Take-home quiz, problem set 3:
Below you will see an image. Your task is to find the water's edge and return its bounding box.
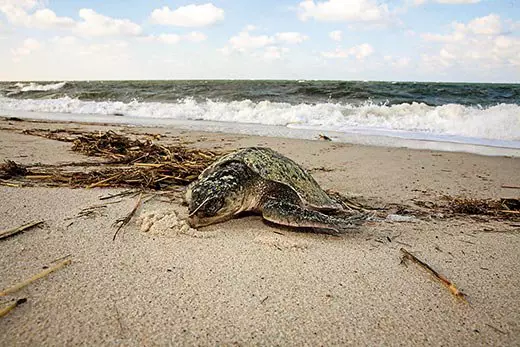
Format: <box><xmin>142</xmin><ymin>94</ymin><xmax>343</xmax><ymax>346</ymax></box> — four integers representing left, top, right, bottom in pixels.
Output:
<box><xmin>3</xmin><ymin>109</ymin><xmax>519</xmax><ymax>157</ymax></box>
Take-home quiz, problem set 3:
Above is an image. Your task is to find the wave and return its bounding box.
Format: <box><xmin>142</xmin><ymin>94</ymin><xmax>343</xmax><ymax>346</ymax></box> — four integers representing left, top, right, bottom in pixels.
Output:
<box><xmin>0</xmin><ymin>96</ymin><xmax>518</xmax><ymax>141</ymax></box>
<box><xmin>13</xmin><ymin>82</ymin><xmax>67</xmax><ymax>92</ymax></box>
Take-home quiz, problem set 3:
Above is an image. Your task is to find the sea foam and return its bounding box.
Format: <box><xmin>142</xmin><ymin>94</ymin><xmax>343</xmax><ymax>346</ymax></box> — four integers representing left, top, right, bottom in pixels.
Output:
<box><xmin>14</xmin><ymin>81</ymin><xmax>67</xmax><ymax>92</ymax></box>
<box><xmin>0</xmin><ymin>96</ymin><xmax>518</xmax><ymax>141</ymax></box>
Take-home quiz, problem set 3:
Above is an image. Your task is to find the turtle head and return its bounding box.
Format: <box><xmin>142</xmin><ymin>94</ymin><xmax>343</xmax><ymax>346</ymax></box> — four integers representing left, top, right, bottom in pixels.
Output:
<box><xmin>186</xmin><ymin>173</ymin><xmax>245</xmax><ymax>228</ymax></box>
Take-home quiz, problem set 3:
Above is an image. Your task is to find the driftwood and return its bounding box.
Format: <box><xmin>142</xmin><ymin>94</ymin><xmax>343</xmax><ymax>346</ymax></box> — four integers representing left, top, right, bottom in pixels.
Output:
<box><xmin>501</xmin><ymin>185</ymin><xmax>520</xmax><ymax>190</ymax></box>
<box><xmin>400</xmin><ymin>248</ymin><xmax>467</xmax><ymax>302</ymax></box>
<box><xmin>0</xmin><ymin>221</ymin><xmax>44</xmax><ymax>240</ymax></box>
<box><xmin>0</xmin><ymin>298</ymin><xmax>27</xmax><ymax>318</ymax></box>
<box><xmin>112</xmin><ymin>193</ymin><xmax>143</xmax><ymax>241</ymax></box>
<box><xmin>0</xmin><ymin>258</ymin><xmax>71</xmax><ymax>297</ymax></box>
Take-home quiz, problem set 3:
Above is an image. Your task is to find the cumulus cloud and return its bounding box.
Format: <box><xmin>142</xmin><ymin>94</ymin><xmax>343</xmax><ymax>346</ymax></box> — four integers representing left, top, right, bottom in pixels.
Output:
<box><xmin>228</xmin><ymin>31</ymin><xmax>275</xmax><ymax>52</ymax></box>
<box><xmin>383</xmin><ymin>55</ymin><xmax>411</xmax><ymax>68</ymax></box>
<box><xmin>0</xmin><ymin>0</ymin><xmax>41</xmax><ymax>10</ymax></box>
<box><xmin>221</xmin><ymin>27</ymin><xmax>307</xmax><ymax>61</ymax></box>
<box><xmin>411</xmin><ymin>0</ymin><xmax>479</xmax><ymax>5</ymax></box>
<box><xmin>11</xmin><ymin>37</ymin><xmax>41</xmax><ymax>61</ymax></box>
<box><xmin>223</xmin><ymin>27</ymin><xmax>308</xmax><ymax>56</ymax></box>
<box><xmin>420</xmin><ymin>14</ymin><xmax>520</xmax><ymax>70</ymax></box>
<box><xmin>150</xmin><ymin>3</ymin><xmax>224</xmax><ymax>27</ymax></box>
<box><xmin>422</xmin><ymin>14</ymin><xmax>504</xmax><ymax>42</ymax></box>
<box><xmin>184</xmin><ymin>31</ymin><xmax>207</xmax><ymax>42</ymax></box>
<box><xmin>77</xmin><ymin>41</ymin><xmax>129</xmax><ymax>60</ymax></box>
<box><xmin>274</xmin><ymin>32</ymin><xmax>308</xmax><ymax>44</ymax></box>
<box><xmin>321</xmin><ymin>43</ymin><xmax>374</xmax><ymax>60</ymax></box>
<box><xmin>51</xmin><ymin>35</ymin><xmax>78</xmax><ymax>45</ymax></box>
<box><xmin>76</xmin><ymin>9</ymin><xmax>142</xmax><ymax>37</ymax></box>
<box><xmin>144</xmin><ymin>31</ymin><xmax>207</xmax><ymax>45</ymax></box>
<box><xmin>297</xmin><ymin>0</ymin><xmax>392</xmax><ymax>24</ymax></box>
<box><xmin>329</xmin><ymin>30</ymin><xmax>342</xmax><ymax>41</ymax></box>
<box><xmin>0</xmin><ymin>2</ymin><xmax>142</xmax><ymax>37</ymax></box>
<box><xmin>0</xmin><ymin>4</ymin><xmax>75</xmax><ymax>29</ymax></box>
<box><xmin>261</xmin><ymin>46</ymin><xmax>290</xmax><ymax>61</ymax></box>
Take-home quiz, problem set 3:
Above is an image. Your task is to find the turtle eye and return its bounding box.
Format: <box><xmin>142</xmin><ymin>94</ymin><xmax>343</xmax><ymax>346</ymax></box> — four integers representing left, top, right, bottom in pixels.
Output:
<box><xmin>200</xmin><ymin>197</ymin><xmax>223</xmax><ymax>217</ymax></box>
<box><xmin>189</xmin><ymin>195</ymin><xmax>224</xmax><ymax>218</ymax></box>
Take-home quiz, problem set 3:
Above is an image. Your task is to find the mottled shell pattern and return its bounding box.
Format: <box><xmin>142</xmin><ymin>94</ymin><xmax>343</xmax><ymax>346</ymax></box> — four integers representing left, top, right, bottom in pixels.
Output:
<box><xmin>197</xmin><ymin>147</ymin><xmax>340</xmax><ymax>210</ymax></box>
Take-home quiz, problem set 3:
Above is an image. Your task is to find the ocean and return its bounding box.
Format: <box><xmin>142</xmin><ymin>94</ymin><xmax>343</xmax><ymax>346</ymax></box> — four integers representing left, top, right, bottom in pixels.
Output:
<box><xmin>1</xmin><ymin>80</ymin><xmax>519</xmax><ymax>156</ymax></box>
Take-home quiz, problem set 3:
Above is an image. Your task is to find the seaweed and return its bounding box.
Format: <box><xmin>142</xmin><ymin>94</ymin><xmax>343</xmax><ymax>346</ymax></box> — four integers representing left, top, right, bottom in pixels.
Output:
<box><xmin>11</xmin><ymin>129</ymin><xmax>222</xmax><ymax>189</ymax></box>
<box><xmin>0</xmin><ymin>160</ymin><xmax>28</xmax><ymax>179</ymax></box>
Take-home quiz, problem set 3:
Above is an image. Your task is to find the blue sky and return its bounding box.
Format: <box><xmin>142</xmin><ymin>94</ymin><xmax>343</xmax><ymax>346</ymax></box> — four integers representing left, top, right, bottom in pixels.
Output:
<box><xmin>0</xmin><ymin>0</ymin><xmax>518</xmax><ymax>82</ymax></box>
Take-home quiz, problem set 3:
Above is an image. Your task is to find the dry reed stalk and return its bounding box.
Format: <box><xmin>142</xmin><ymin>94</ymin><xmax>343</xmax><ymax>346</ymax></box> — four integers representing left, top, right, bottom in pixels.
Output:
<box><xmin>0</xmin><ymin>258</ymin><xmax>72</xmax><ymax>297</ymax></box>
<box><xmin>400</xmin><ymin>248</ymin><xmax>467</xmax><ymax>302</ymax></box>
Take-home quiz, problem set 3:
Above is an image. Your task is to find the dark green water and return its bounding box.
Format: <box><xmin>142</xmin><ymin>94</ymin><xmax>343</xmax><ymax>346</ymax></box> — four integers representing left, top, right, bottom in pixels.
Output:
<box><xmin>1</xmin><ymin>80</ymin><xmax>518</xmax><ymax>107</ymax></box>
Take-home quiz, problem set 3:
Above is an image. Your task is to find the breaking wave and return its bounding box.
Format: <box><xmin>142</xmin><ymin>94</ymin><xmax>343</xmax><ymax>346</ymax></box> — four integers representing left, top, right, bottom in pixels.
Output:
<box><xmin>13</xmin><ymin>81</ymin><xmax>67</xmax><ymax>93</ymax></box>
<box><xmin>0</xmin><ymin>96</ymin><xmax>519</xmax><ymax>141</ymax></box>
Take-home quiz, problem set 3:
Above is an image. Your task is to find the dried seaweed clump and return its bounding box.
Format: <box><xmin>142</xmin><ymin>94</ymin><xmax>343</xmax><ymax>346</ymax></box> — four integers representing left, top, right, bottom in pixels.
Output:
<box><xmin>5</xmin><ymin>130</ymin><xmax>222</xmax><ymax>189</ymax></box>
<box><xmin>71</xmin><ymin>131</ymin><xmax>149</xmax><ymax>159</ymax></box>
<box><xmin>0</xmin><ymin>160</ymin><xmax>28</xmax><ymax>179</ymax></box>
<box><xmin>21</xmin><ymin>128</ymin><xmax>80</xmax><ymax>142</ymax></box>
<box><xmin>444</xmin><ymin>196</ymin><xmax>520</xmax><ymax>217</ymax></box>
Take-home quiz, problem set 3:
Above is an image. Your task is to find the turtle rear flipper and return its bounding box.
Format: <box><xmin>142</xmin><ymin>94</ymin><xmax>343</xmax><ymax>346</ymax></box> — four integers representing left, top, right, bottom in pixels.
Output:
<box><xmin>261</xmin><ymin>200</ymin><xmax>366</xmax><ymax>234</ymax></box>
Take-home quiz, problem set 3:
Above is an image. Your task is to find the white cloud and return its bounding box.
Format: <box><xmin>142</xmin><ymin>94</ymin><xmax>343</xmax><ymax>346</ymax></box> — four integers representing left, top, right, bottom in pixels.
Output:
<box><xmin>0</xmin><ymin>4</ymin><xmax>75</xmax><ymax>29</ymax></box>
<box><xmin>150</xmin><ymin>3</ymin><xmax>224</xmax><ymax>28</ymax></box>
<box><xmin>184</xmin><ymin>31</ymin><xmax>207</xmax><ymax>42</ymax></box>
<box><xmin>329</xmin><ymin>30</ymin><xmax>342</xmax><ymax>41</ymax></box>
<box><xmin>322</xmin><ymin>43</ymin><xmax>374</xmax><ymax>59</ymax></box>
<box><xmin>422</xmin><ymin>14</ymin><xmax>505</xmax><ymax>43</ymax></box>
<box><xmin>76</xmin><ymin>9</ymin><xmax>142</xmax><ymax>37</ymax></box>
<box><xmin>412</xmin><ymin>0</ymin><xmax>479</xmax><ymax>4</ymax></box>
<box><xmin>143</xmin><ymin>32</ymin><xmax>207</xmax><ymax>45</ymax></box>
<box><xmin>228</xmin><ymin>30</ymin><xmax>275</xmax><ymax>52</ymax></box>
<box><xmin>51</xmin><ymin>35</ymin><xmax>78</xmax><ymax>45</ymax></box>
<box><xmin>274</xmin><ymin>32</ymin><xmax>308</xmax><ymax>44</ymax></box>
<box><xmin>0</xmin><ymin>3</ymin><xmax>142</xmax><ymax>37</ymax></box>
<box><xmin>436</xmin><ymin>0</ymin><xmax>480</xmax><ymax>3</ymax></box>
<box><xmin>222</xmin><ymin>29</ymin><xmax>306</xmax><ymax>61</ymax></box>
<box><xmin>224</xmin><ymin>29</ymin><xmax>307</xmax><ymax>56</ymax></box>
<box><xmin>297</xmin><ymin>0</ymin><xmax>391</xmax><ymax>24</ymax></box>
<box><xmin>420</xmin><ymin>14</ymin><xmax>520</xmax><ymax>70</ymax></box>
<box><xmin>465</xmin><ymin>14</ymin><xmax>502</xmax><ymax>35</ymax></box>
<box><xmin>31</xmin><ymin>9</ymin><xmax>75</xmax><ymax>28</ymax></box>
<box><xmin>154</xmin><ymin>33</ymin><xmax>181</xmax><ymax>45</ymax></box>
<box><xmin>261</xmin><ymin>46</ymin><xmax>290</xmax><ymax>61</ymax></box>
<box><xmin>75</xmin><ymin>41</ymin><xmax>130</xmax><ymax>65</ymax></box>
<box><xmin>244</xmin><ymin>24</ymin><xmax>257</xmax><ymax>32</ymax></box>
<box><xmin>383</xmin><ymin>55</ymin><xmax>411</xmax><ymax>68</ymax></box>
<box><xmin>11</xmin><ymin>37</ymin><xmax>41</xmax><ymax>61</ymax></box>
<box><xmin>0</xmin><ymin>0</ymin><xmax>41</xmax><ymax>10</ymax></box>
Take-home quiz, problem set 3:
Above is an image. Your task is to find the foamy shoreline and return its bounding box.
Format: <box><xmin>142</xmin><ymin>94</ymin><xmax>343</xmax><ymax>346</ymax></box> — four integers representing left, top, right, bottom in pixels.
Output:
<box><xmin>1</xmin><ymin>118</ymin><xmax>519</xmax><ymax>345</ymax></box>
<box><xmin>3</xmin><ymin>109</ymin><xmax>520</xmax><ymax>157</ymax></box>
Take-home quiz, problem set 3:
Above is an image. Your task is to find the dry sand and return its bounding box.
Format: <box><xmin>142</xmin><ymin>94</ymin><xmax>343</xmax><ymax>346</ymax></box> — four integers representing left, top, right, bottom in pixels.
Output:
<box><xmin>0</xmin><ymin>118</ymin><xmax>519</xmax><ymax>346</ymax></box>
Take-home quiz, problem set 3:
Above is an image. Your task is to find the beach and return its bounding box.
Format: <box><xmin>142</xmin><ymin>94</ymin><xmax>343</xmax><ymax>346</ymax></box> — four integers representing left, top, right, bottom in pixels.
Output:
<box><xmin>0</xmin><ymin>117</ymin><xmax>519</xmax><ymax>345</ymax></box>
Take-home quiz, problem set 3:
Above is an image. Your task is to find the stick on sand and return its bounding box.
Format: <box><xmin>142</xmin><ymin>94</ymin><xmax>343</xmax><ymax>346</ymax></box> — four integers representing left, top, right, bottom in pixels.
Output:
<box><xmin>0</xmin><ymin>220</ymin><xmax>44</xmax><ymax>240</ymax></box>
<box><xmin>400</xmin><ymin>248</ymin><xmax>467</xmax><ymax>302</ymax></box>
<box><xmin>0</xmin><ymin>258</ymin><xmax>71</xmax><ymax>297</ymax></box>
<box><xmin>112</xmin><ymin>193</ymin><xmax>142</xmax><ymax>241</ymax></box>
<box><xmin>0</xmin><ymin>298</ymin><xmax>27</xmax><ymax>318</ymax></box>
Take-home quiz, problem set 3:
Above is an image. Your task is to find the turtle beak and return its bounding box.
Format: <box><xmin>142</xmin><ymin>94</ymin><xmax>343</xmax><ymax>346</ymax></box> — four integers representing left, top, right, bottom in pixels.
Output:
<box><xmin>187</xmin><ymin>195</ymin><xmax>235</xmax><ymax>228</ymax></box>
<box><xmin>187</xmin><ymin>213</ymin><xmax>232</xmax><ymax>228</ymax></box>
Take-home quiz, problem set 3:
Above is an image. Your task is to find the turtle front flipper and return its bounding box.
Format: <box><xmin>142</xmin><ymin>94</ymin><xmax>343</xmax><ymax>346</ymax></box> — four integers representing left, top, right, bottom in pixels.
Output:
<box><xmin>261</xmin><ymin>200</ymin><xmax>366</xmax><ymax>234</ymax></box>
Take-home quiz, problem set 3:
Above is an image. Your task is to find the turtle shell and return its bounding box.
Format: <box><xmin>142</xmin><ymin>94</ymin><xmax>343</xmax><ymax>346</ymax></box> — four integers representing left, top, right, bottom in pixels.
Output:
<box><xmin>198</xmin><ymin>147</ymin><xmax>340</xmax><ymax>210</ymax></box>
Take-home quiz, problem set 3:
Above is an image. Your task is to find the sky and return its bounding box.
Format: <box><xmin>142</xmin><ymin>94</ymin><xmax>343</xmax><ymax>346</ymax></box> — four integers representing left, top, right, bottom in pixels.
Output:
<box><xmin>0</xmin><ymin>0</ymin><xmax>518</xmax><ymax>82</ymax></box>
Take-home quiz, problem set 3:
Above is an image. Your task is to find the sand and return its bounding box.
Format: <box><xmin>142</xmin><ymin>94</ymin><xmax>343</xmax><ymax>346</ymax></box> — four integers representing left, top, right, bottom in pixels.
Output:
<box><xmin>0</xmin><ymin>118</ymin><xmax>519</xmax><ymax>346</ymax></box>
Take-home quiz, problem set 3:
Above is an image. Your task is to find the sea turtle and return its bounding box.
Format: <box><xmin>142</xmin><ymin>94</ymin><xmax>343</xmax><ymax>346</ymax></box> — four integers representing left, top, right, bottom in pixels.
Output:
<box><xmin>185</xmin><ymin>147</ymin><xmax>366</xmax><ymax>234</ymax></box>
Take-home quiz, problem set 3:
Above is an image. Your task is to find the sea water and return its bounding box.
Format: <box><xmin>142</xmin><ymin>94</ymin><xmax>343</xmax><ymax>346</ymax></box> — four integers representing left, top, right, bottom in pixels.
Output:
<box><xmin>1</xmin><ymin>80</ymin><xmax>519</xmax><ymax>156</ymax></box>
